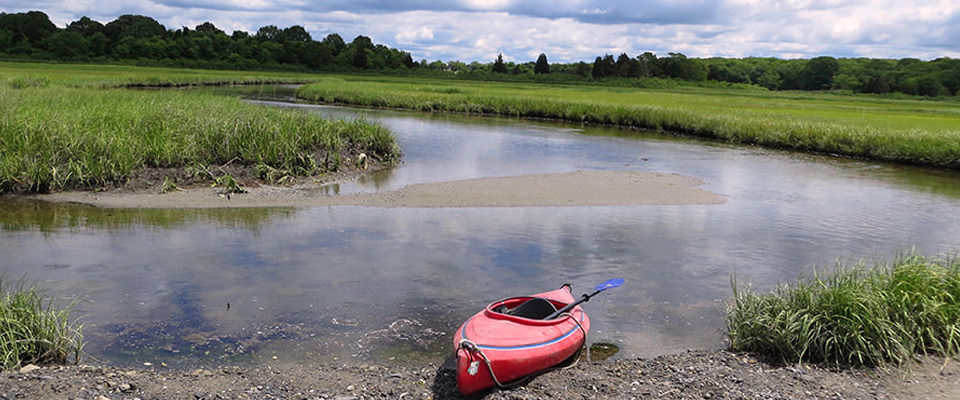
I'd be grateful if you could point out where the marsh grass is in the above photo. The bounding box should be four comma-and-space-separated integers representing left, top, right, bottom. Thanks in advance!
297, 77, 960, 169
0, 86, 399, 193
726, 253, 960, 366
0, 280, 83, 369
0, 61, 313, 89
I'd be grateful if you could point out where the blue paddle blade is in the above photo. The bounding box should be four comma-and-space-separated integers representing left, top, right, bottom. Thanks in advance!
595, 278, 624, 292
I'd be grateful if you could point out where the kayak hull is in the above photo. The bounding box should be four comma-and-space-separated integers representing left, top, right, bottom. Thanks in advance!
453, 285, 590, 395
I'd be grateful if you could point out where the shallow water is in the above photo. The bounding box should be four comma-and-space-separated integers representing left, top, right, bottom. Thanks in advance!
2, 94, 960, 367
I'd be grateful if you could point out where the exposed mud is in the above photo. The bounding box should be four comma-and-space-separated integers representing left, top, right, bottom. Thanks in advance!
31, 170, 726, 209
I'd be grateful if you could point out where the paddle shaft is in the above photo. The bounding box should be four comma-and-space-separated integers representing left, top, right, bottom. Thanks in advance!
546, 288, 603, 320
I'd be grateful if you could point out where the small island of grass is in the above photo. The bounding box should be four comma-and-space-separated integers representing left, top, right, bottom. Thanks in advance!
0, 63, 401, 195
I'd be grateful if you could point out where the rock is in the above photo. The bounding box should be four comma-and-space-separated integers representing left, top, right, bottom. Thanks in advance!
18, 364, 40, 374
119, 383, 133, 392
96, 396, 111, 400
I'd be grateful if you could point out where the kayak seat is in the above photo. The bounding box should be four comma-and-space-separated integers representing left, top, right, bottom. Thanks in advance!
506, 297, 557, 320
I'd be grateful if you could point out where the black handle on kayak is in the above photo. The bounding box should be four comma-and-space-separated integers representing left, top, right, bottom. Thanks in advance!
546, 278, 624, 320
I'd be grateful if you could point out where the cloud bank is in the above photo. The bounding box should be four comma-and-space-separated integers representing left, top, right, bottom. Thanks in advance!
1, 0, 956, 62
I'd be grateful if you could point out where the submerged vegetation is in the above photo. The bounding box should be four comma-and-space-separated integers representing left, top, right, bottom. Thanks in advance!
0, 280, 83, 369
726, 253, 960, 367
297, 77, 960, 169
0, 64, 400, 194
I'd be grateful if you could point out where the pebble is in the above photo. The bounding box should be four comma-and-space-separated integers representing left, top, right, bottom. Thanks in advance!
18, 364, 40, 374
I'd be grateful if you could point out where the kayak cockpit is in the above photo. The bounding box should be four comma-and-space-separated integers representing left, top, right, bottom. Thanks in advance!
491, 297, 564, 319
484, 284, 575, 324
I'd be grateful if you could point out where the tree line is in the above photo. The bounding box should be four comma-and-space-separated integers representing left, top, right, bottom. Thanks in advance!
2, 10, 958, 97
424, 52, 959, 97
0, 11, 414, 71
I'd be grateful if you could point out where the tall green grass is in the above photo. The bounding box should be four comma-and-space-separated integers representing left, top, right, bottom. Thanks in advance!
0, 85, 399, 193
726, 253, 960, 366
0, 61, 315, 88
0, 281, 82, 369
297, 77, 960, 169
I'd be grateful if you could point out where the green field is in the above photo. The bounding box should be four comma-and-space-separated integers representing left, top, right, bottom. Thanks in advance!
297, 76, 960, 168
0, 62, 399, 194
0, 61, 319, 88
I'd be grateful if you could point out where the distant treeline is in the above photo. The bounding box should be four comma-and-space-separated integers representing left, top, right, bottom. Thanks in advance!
0, 11, 415, 71
2, 10, 958, 97
422, 53, 960, 98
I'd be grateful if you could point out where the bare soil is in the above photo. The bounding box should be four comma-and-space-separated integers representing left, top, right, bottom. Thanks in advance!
3, 350, 958, 399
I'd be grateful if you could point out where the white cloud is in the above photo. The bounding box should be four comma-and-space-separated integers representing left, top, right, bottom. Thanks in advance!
2, 0, 957, 61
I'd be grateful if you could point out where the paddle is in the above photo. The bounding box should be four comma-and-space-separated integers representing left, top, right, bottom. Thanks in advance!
546, 278, 624, 320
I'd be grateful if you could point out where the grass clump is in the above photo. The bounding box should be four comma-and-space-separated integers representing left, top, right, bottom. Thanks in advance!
0, 281, 83, 369
726, 253, 960, 367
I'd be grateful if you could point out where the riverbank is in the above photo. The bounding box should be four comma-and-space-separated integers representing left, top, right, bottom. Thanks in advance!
296, 76, 960, 170
3, 350, 958, 399
31, 170, 726, 208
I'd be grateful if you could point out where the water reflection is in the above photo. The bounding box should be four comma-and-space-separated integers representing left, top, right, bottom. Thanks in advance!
0, 198, 294, 232
2, 98, 960, 366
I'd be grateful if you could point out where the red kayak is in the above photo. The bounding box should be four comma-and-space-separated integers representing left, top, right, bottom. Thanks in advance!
453, 284, 590, 395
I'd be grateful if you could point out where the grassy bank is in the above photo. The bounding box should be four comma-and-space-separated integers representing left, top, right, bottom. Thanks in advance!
0, 61, 318, 88
0, 63, 400, 194
297, 77, 960, 169
0, 281, 82, 369
726, 253, 960, 366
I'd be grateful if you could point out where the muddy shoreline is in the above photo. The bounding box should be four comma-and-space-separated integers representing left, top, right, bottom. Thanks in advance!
4, 350, 957, 399
28, 170, 725, 209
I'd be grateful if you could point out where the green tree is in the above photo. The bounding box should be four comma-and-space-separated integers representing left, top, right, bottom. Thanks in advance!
321, 34, 346, 55
637, 52, 660, 77
0, 11, 57, 44
66, 16, 104, 37
103, 15, 166, 41
800, 56, 839, 90
534, 53, 549, 74
754, 69, 782, 90
492, 53, 507, 73
862, 74, 891, 94
195, 22, 224, 36
349, 35, 374, 69
592, 54, 616, 78
658, 53, 707, 81
0, 28, 12, 50
831, 73, 860, 91
255, 25, 282, 42
574, 61, 591, 77
42, 31, 88, 58
282, 25, 311, 42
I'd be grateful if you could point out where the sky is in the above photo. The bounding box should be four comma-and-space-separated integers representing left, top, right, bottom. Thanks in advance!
2, 0, 958, 63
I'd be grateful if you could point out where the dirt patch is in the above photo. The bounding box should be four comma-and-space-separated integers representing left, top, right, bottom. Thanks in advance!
31, 170, 726, 209
3, 350, 957, 399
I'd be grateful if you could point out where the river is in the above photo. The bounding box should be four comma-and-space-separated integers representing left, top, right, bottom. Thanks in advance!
2, 91, 959, 367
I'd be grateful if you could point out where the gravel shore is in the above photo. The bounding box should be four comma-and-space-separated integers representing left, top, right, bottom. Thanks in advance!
4, 350, 957, 399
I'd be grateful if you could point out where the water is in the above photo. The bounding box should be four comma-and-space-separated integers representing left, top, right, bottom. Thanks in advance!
2, 96, 960, 367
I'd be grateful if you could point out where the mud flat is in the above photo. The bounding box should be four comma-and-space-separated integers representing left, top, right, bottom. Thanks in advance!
34, 170, 726, 209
